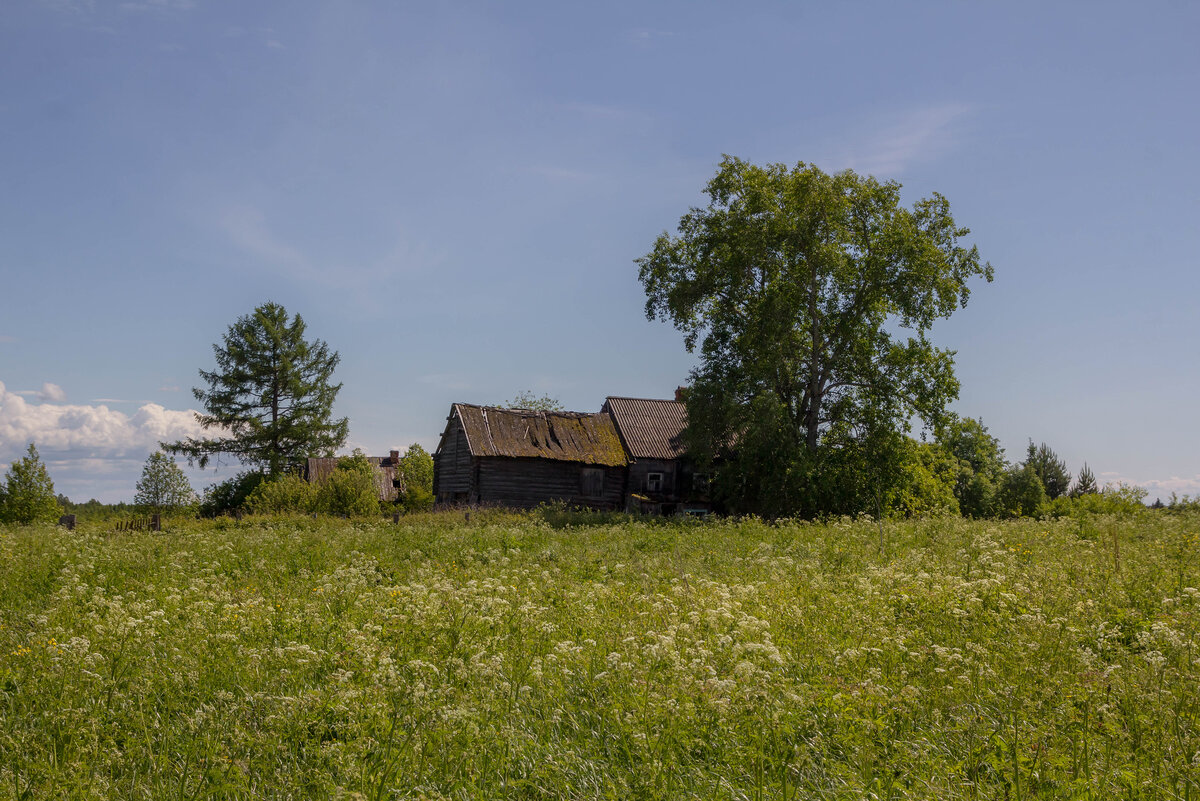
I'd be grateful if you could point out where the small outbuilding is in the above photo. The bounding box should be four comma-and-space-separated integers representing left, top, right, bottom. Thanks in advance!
304, 452, 406, 504
433, 404, 628, 509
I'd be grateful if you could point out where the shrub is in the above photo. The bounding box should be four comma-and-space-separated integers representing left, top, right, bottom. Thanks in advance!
198, 471, 266, 517
245, 474, 317, 515
314, 451, 380, 517
997, 464, 1048, 517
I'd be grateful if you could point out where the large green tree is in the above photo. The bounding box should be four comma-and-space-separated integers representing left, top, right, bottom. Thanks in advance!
937, 416, 1007, 517
165, 302, 348, 476
134, 451, 197, 513
638, 156, 991, 516
0, 443, 62, 525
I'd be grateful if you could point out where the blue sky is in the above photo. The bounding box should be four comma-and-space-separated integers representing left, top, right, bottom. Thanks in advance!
1, 1, 1197, 503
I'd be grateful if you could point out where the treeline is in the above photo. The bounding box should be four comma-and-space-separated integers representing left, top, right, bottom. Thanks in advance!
0, 442, 435, 526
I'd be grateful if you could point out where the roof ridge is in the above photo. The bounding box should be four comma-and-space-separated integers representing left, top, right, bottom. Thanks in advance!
605, 396, 681, 403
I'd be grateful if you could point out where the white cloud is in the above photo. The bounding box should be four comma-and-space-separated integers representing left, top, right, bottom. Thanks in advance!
1088, 472, 1200, 501
837, 104, 972, 177
39, 382, 66, 402
15, 382, 67, 402
0, 378, 209, 463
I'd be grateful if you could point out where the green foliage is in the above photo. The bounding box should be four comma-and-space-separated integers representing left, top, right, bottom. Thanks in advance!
164, 301, 349, 476
244, 473, 317, 515
501, 391, 564, 411
0, 443, 62, 525
1072, 461, 1098, 496
639, 156, 991, 517
937, 417, 1006, 517
396, 443, 434, 513
997, 464, 1049, 518
313, 451, 380, 517
133, 451, 197, 513
6, 514, 1200, 797
1023, 440, 1072, 500
198, 471, 266, 517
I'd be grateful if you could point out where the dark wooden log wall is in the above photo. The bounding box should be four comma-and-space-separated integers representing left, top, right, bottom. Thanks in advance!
434, 415, 473, 502
627, 458, 679, 496
477, 458, 626, 509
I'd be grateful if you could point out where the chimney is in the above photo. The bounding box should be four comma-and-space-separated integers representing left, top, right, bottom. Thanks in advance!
674, 386, 685, 402
390, 449, 400, 465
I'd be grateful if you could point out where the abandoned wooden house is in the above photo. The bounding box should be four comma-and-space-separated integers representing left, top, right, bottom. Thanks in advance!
432, 404, 628, 508
304, 451, 406, 504
602, 395, 709, 515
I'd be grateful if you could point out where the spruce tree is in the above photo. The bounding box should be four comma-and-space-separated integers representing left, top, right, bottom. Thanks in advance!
0, 443, 62, 525
1072, 462, 1098, 496
1024, 441, 1072, 500
164, 302, 349, 475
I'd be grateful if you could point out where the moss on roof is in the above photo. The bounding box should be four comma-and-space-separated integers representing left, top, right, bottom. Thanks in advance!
453, 404, 628, 466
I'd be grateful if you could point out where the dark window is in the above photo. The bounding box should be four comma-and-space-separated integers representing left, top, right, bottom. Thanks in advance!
646, 472, 664, 492
581, 468, 604, 498
692, 473, 709, 493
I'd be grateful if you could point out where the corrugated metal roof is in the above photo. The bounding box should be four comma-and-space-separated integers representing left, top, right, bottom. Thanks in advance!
603, 397, 688, 461
453, 404, 628, 466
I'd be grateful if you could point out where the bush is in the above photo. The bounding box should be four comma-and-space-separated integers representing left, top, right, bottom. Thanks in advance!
314, 452, 380, 517
997, 464, 1048, 518
396, 444, 434, 513
199, 471, 266, 518
245, 474, 317, 515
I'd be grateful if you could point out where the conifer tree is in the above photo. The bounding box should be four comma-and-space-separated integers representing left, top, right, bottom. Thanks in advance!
164, 302, 348, 476
1024, 441, 1072, 500
1072, 462, 1098, 497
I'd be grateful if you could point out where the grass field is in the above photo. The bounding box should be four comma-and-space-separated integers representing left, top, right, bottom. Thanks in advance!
3, 510, 1200, 799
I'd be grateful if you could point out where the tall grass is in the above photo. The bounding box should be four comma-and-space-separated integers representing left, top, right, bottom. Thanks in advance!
2, 511, 1199, 798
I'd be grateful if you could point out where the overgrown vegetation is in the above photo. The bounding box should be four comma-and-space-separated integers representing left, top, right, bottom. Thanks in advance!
3, 511, 1200, 798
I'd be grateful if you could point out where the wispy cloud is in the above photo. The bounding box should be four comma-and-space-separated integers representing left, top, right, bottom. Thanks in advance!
0, 336, 15, 344
625, 28, 677, 48
119, 0, 194, 13
36, 0, 95, 14
217, 203, 440, 303
159, 385, 181, 392
835, 104, 973, 177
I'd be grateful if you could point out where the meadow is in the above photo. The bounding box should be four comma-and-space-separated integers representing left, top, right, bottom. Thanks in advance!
2, 509, 1200, 799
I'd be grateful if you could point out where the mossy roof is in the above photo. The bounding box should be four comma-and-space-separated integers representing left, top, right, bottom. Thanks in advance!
452, 404, 628, 467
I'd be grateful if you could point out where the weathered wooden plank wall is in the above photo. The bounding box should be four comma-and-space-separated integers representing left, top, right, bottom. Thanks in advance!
477, 458, 625, 509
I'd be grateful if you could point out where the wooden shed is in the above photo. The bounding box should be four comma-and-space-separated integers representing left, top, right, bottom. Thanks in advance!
433, 404, 628, 509
305, 451, 405, 504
